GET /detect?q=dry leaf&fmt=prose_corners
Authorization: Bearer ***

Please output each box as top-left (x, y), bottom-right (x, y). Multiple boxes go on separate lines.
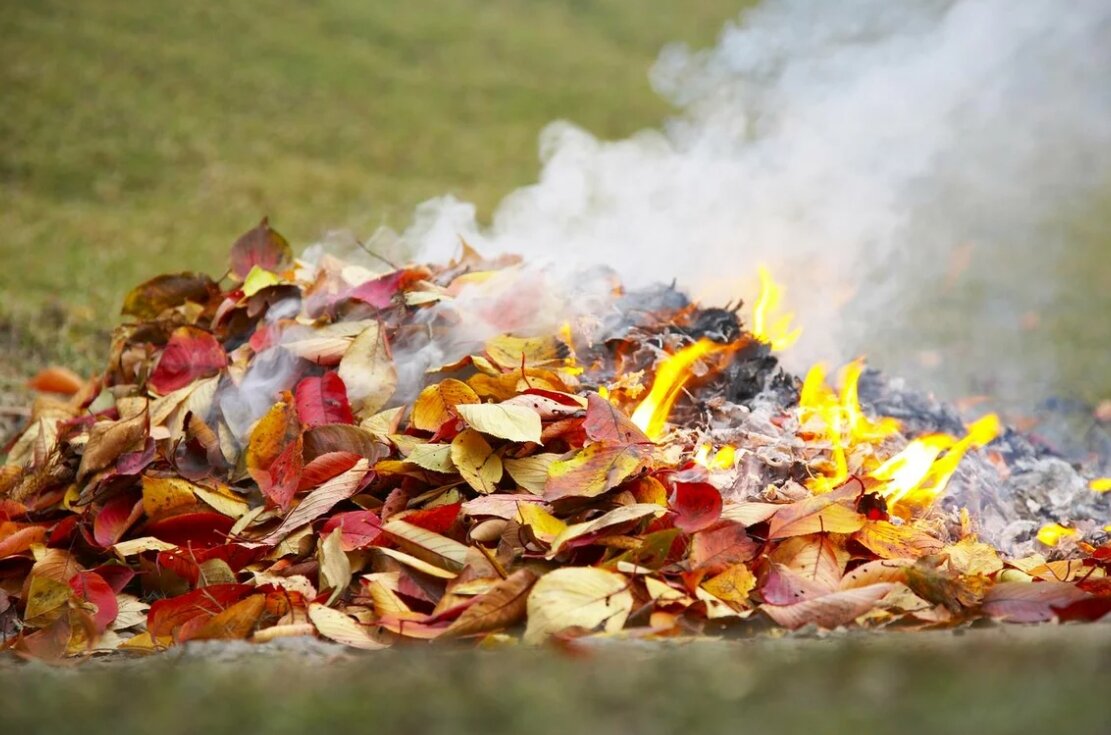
top-left (524, 567), bottom-right (632, 643)
top-left (455, 403), bottom-right (542, 444)
top-left (451, 429), bottom-right (503, 494)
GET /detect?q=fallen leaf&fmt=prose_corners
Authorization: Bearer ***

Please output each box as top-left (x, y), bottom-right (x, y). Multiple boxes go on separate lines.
top-left (294, 373), bottom-right (355, 428)
top-left (544, 443), bottom-right (648, 500)
top-left (982, 581), bottom-right (1090, 623)
top-left (147, 584), bottom-right (251, 639)
top-left (451, 429), bottom-right (503, 494)
top-left (943, 537), bottom-right (1003, 576)
top-left (504, 453), bottom-right (561, 494)
top-left (517, 503), bottom-right (567, 544)
top-left (583, 393), bottom-right (649, 444)
top-left (444, 569), bottom-right (538, 637)
top-left (319, 529), bottom-right (352, 604)
top-left (78, 404), bottom-right (150, 483)
top-left (669, 481), bottom-right (722, 534)
top-left (258, 459), bottom-right (370, 545)
top-left (524, 567), bottom-right (632, 643)
top-left (308, 603), bottom-right (391, 650)
top-left (549, 504), bottom-right (665, 555)
top-left (338, 322), bottom-right (397, 419)
top-left (855, 520), bottom-right (944, 559)
top-left (149, 327), bottom-right (228, 395)
top-left (382, 519), bottom-right (469, 572)
top-left (455, 403), bottom-right (542, 444)
top-left (701, 563), bottom-right (756, 609)
top-left (121, 272), bottom-right (218, 320)
top-left (229, 217), bottom-right (293, 279)
top-left (188, 594), bottom-right (267, 641)
top-left (411, 379), bottom-right (480, 432)
top-left (767, 482), bottom-right (865, 539)
top-left (26, 367), bottom-right (85, 396)
top-left (689, 522), bottom-right (760, 574)
top-left (762, 583), bottom-right (896, 630)
top-left (405, 443), bottom-right (456, 473)
top-left (321, 510), bottom-right (383, 551)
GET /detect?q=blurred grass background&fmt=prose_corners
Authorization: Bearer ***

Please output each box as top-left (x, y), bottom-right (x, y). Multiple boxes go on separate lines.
top-left (0, 0), bottom-right (742, 386)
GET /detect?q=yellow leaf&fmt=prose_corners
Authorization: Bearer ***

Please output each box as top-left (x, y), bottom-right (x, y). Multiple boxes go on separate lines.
top-left (549, 504), bottom-right (665, 555)
top-left (382, 519), bottom-right (469, 571)
top-left (112, 536), bottom-right (178, 558)
top-left (405, 443), bottom-right (457, 474)
top-left (338, 322), bottom-right (398, 419)
top-left (308, 603), bottom-right (391, 650)
top-left (524, 567), bottom-right (632, 643)
top-left (361, 406), bottom-right (405, 441)
top-left (24, 575), bottom-right (73, 625)
top-left (245, 399), bottom-right (298, 479)
top-left (455, 403), bottom-right (542, 444)
top-left (374, 547), bottom-right (458, 579)
top-left (544, 443), bottom-right (648, 500)
top-left (241, 265), bottom-right (280, 297)
top-left (504, 453), bottom-right (561, 494)
top-left (485, 335), bottom-right (569, 371)
top-left (319, 529), bottom-right (352, 605)
top-left (191, 595), bottom-right (267, 640)
top-left (141, 475), bottom-right (198, 518)
top-left (411, 379), bottom-right (480, 432)
top-left (193, 485), bottom-right (249, 519)
top-left (944, 537), bottom-right (1003, 576)
top-left (701, 563), bottom-right (756, 608)
top-left (516, 503), bottom-right (567, 544)
top-left (451, 429), bottom-right (503, 494)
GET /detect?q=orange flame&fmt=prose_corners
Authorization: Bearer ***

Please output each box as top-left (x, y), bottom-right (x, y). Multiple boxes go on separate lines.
top-left (752, 266), bottom-right (802, 351)
top-left (631, 339), bottom-right (731, 440)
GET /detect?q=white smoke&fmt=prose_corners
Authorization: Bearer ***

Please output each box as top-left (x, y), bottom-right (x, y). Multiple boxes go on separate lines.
top-left (404, 0), bottom-right (1111, 405)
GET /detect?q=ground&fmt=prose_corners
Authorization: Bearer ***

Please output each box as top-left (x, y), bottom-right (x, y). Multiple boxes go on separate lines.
top-left (2, 1), bottom-right (1110, 730)
top-left (2, 626), bottom-right (1109, 734)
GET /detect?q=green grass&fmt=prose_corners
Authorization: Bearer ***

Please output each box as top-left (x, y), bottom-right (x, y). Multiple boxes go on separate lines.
top-left (3, 627), bottom-right (1110, 734)
top-left (0, 0), bottom-right (744, 382)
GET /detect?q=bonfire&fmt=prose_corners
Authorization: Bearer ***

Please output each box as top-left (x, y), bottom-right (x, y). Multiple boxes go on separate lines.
top-left (1, 219), bottom-right (1108, 658)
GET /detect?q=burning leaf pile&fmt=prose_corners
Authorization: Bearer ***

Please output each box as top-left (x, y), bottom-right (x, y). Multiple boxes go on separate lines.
top-left (2, 220), bottom-right (1109, 659)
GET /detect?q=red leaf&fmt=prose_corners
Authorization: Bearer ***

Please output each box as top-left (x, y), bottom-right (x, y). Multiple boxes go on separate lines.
top-left (259, 437), bottom-right (304, 511)
top-left (0, 525), bottom-right (46, 559)
top-left (401, 503), bottom-right (461, 534)
top-left (157, 544), bottom-right (261, 586)
top-left (144, 512), bottom-right (235, 548)
top-left (68, 571), bottom-right (118, 632)
top-left (583, 393), bottom-right (649, 444)
top-left (982, 581), bottom-right (1090, 623)
top-left (93, 496), bottom-right (143, 548)
top-left (294, 373), bottom-right (355, 428)
top-left (689, 522), bottom-right (759, 574)
top-left (669, 481), bottom-right (722, 534)
top-left (346, 270), bottom-right (405, 309)
top-left (228, 217), bottom-right (293, 279)
top-left (298, 451), bottom-right (362, 491)
top-left (321, 511), bottom-right (383, 551)
top-left (88, 565), bottom-right (135, 594)
top-left (1052, 596), bottom-right (1111, 622)
top-left (147, 584), bottom-right (252, 638)
top-left (148, 327), bottom-right (227, 394)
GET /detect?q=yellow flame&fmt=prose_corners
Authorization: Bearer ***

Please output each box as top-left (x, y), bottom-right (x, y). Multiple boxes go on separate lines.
top-left (1090, 477), bottom-right (1111, 493)
top-left (631, 340), bottom-right (729, 440)
top-left (752, 266), bottom-right (802, 351)
top-left (692, 443), bottom-right (737, 471)
top-left (1036, 522), bottom-right (1078, 547)
top-left (798, 357), bottom-right (1001, 516)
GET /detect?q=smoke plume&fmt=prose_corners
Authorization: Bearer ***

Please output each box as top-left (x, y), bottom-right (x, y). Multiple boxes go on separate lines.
top-left (403, 0), bottom-right (1111, 407)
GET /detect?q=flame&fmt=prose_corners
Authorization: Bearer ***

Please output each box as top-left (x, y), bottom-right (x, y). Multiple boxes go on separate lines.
top-left (631, 339), bottom-right (731, 440)
top-left (1036, 522), bottom-right (1078, 547)
top-left (1090, 477), bottom-right (1111, 493)
top-left (752, 266), bottom-right (802, 351)
top-left (798, 357), bottom-right (1001, 516)
top-left (692, 443), bottom-right (736, 471)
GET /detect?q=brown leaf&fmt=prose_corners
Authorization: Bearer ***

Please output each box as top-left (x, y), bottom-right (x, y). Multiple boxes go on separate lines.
top-left (855, 520), bottom-right (944, 559)
top-left (258, 459), bottom-right (370, 545)
top-left (583, 392), bottom-right (649, 444)
top-left (26, 367), bottom-right (85, 396)
top-left (762, 583), bottom-right (896, 630)
top-left (121, 272), bottom-right (218, 320)
top-left (982, 581), bottom-right (1090, 623)
top-left (444, 569), bottom-right (537, 637)
top-left (689, 522), bottom-right (760, 574)
top-left (77, 402), bottom-right (150, 483)
top-left (189, 594), bottom-right (267, 641)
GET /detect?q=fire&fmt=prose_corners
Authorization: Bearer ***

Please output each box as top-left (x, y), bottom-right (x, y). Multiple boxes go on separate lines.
top-left (692, 443), bottom-right (737, 471)
top-left (752, 266), bottom-right (802, 351)
top-left (799, 358), bottom-right (1002, 516)
top-left (1091, 477), bottom-right (1111, 493)
top-left (631, 339), bottom-right (732, 440)
top-left (1036, 522), bottom-right (1078, 547)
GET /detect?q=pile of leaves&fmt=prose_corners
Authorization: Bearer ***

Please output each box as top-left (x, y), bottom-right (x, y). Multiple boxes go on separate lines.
top-left (2, 220), bottom-right (1109, 659)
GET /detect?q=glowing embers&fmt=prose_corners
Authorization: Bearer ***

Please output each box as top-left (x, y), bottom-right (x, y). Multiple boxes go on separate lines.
top-left (751, 266), bottom-right (802, 351)
top-left (631, 339), bottom-right (734, 441)
top-left (798, 359), bottom-right (1002, 517)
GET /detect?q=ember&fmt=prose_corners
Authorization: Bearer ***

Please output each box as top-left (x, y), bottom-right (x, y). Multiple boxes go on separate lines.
top-left (1, 220), bottom-right (1109, 658)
